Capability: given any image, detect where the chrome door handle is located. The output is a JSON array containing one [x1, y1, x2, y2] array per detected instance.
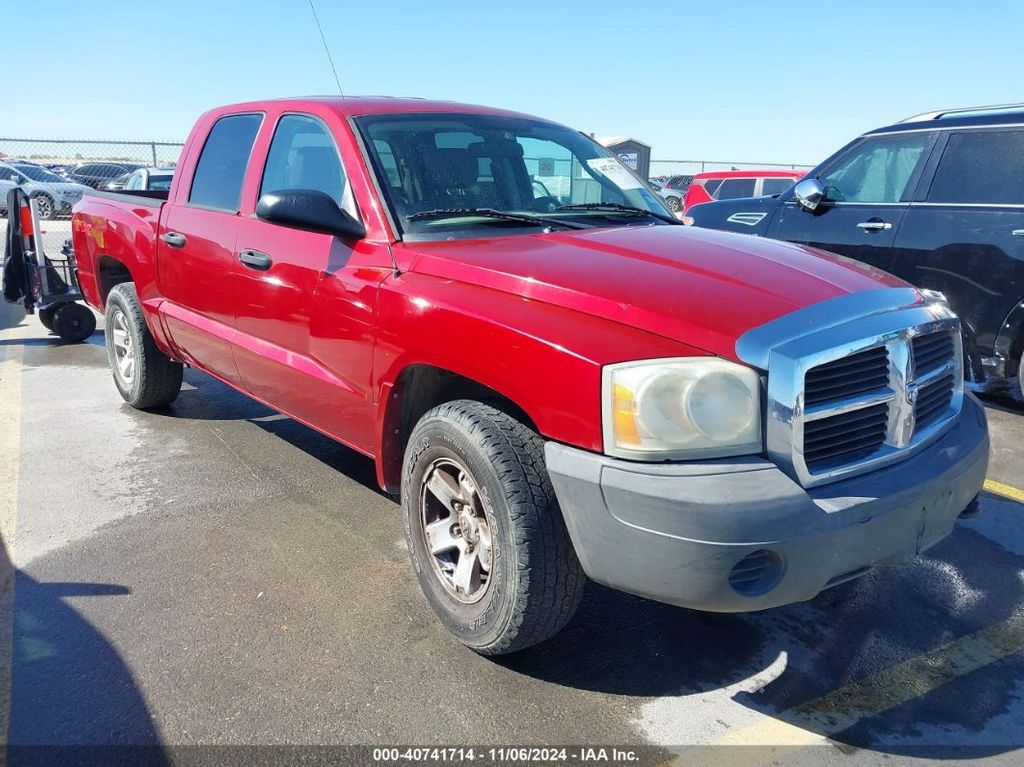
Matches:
[[1012, 229, 1024, 237], [857, 221, 892, 232], [161, 231, 187, 248]]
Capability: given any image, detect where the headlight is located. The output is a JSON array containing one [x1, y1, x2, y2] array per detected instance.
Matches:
[[603, 357, 762, 460]]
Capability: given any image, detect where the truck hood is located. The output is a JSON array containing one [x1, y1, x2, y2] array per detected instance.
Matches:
[[401, 224, 905, 363]]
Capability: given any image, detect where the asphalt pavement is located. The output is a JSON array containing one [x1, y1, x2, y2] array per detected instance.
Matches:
[[1, 299, 1023, 765]]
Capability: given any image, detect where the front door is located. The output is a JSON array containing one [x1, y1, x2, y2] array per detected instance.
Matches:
[[769, 132, 936, 274], [157, 112, 263, 386], [232, 113, 382, 450], [892, 127, 1024, 369]]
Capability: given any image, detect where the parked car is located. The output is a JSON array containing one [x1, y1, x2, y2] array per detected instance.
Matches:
[[125, 167, 175, 191], [0, 161, 90, 219], [71, 96, 988, 655], [686, 103, 1024, 399], [683, 170, 805, 213], [64, 161, 146, 189], [657, 174, 694, 211]]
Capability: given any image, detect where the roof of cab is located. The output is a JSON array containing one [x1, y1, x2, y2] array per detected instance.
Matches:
[[208, 95, 558, 123]]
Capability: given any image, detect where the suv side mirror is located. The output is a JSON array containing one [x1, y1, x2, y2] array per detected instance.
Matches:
[[793, 178, 825, 212], [256, 189, 366, 239]]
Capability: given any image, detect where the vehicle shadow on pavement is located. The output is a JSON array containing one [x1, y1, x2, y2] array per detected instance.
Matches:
[[503, 497, 1024, 758], [0, 536, 168, 759], [152, 370, 384, 494]]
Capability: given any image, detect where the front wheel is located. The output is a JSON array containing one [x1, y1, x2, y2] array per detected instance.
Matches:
[[401, 400, 586, 655], [105, 283, 183, 408], [664, 195, 682, 212]]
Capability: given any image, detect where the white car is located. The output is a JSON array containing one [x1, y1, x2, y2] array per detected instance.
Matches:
[[0, 162, 90, 219]]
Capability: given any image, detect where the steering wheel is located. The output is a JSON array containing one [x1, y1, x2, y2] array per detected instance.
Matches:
[[532, 195, 561, 213]]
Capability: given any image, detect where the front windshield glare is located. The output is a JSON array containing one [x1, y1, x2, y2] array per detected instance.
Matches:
[[354, 113, 671, 238]]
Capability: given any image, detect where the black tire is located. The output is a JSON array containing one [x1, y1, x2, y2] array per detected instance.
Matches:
[[51, 302, 96, 343], [105, 283, 183, 409], [1018, 354, 1024, 403], [664, 195, 682, 212], [401, 400, 585, 655], [38, 306, 57, 331], [32, 193, 56, 220]]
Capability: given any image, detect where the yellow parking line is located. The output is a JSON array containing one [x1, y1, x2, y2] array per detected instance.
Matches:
[[0, 346, 23, 753], [984, 479, 1024, 504], [677, 614, 1024, 765]]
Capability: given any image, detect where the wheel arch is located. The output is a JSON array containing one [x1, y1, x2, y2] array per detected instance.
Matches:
[[96, 255, 135, 308], [993, 296, 1024, 377], [376, 363, 540, 495]]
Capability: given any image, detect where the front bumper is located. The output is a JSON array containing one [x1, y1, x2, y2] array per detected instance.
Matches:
[[546, 393, 989, 613]]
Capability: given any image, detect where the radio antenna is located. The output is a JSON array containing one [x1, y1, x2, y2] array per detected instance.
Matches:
[[308, 0, 344, 96]]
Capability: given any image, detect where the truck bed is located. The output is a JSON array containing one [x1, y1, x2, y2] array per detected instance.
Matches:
[[83, 188, 169, 207]]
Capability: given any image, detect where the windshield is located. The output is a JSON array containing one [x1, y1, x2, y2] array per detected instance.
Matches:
[[14, 164, 65, 183], [354, 113, 671, 239]]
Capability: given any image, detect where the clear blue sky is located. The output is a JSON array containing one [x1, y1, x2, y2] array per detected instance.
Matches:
[[7, 0, 1024, 164]]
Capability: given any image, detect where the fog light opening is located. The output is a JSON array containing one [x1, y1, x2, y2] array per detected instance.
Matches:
[[728, 549, 784, 597]]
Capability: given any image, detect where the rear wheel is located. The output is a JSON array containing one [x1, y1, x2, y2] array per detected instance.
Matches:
[[32, 193, 56, 220], [51, 302, 96, 343], [402, 400, 585, 655], [105, 283, 182, 408], [664, 195, 681, 212]]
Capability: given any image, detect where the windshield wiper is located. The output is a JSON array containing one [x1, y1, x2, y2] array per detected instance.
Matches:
[[407, 208, 588, 230], [556, 202, 681, 225]]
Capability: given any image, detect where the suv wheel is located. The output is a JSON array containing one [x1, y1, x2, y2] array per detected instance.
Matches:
[[105, 283, 183, 408], [401, 400, 585, 655]]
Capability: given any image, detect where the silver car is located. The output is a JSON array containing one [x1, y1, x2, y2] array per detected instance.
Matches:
[[0, 162, 90, 219]]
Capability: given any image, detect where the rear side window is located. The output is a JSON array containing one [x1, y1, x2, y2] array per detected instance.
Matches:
[[761, 178, 793, 196], [928, 129, 1024, 205], [716, 178, 757, 199], [702, 179, 723, 196], [189, 113, 262, 211]]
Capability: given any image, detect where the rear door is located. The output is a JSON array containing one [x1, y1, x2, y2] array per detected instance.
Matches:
[[768, 132, 936, 273], [892, 127, 1024, 366], [158, 112, 263, 386]]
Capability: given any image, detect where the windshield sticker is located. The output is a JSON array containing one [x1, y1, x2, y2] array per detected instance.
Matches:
[[586, 158, 642, 189]]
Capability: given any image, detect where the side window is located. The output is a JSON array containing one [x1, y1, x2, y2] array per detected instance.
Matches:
[[189, 113, 262, 211], [928, 129, 1024, 205], [703, 179, 723, 196], [820, 133, 931, 203], [716, 178, 756, 199], [761, 178, 793, 196], [0, 167, 15, 182], [260, 114, 355, 216]]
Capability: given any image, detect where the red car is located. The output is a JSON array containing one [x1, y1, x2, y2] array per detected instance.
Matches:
[[682, 169, 804, 212], [71, 97, 987, 655]]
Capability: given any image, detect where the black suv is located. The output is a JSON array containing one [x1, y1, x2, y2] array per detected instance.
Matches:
[[687, 103, 1024, 398]]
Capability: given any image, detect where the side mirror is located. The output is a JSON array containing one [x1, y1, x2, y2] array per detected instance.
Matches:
[[255, 189, 366, 239], [793, 178, 825, 212]]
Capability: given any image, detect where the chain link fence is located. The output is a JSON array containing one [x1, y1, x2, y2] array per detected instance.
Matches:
[[1, 136, 811, 258], [1, 137, 184, 259]]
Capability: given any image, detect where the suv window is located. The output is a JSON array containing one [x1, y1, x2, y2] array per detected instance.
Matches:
[[0, 166, 18, 182], [189, 113, 262, 211], [761, 178, 793, 196], [820, 133, 931, 203], [260, 114, 355, 217], [716, 178, 756, 199], [928, 129, 1024, 205]]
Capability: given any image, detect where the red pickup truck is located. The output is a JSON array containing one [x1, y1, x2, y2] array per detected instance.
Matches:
[[72, 97, 989, 655]]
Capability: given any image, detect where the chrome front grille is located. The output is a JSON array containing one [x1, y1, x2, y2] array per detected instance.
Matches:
[[804, 346, 889, 406], [804, 401, 889, 471], [795, 326, 962, 484], [735, 287, 965, 489]]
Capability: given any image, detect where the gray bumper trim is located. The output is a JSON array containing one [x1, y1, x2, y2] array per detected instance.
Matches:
[[545, 394, 989, 613]]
